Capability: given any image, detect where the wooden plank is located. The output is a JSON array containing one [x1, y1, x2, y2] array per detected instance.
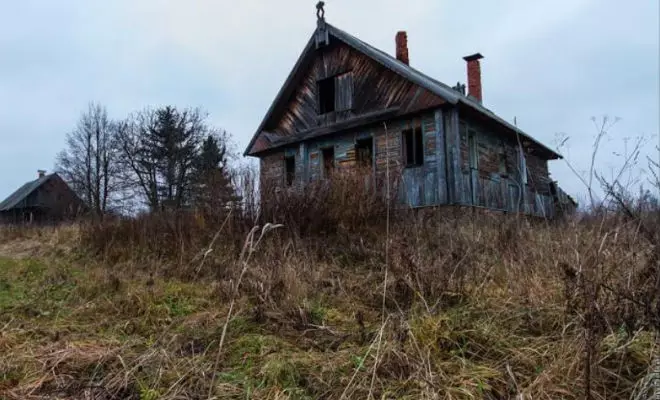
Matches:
[[468, 130, 478, 206], [434, 109, 448, 204], [335, 72, 354, 111], [424, 169, 438, 206], [298, 142, 308, 183], [447, 107, 462, 204], [402, 167, 422, 207]]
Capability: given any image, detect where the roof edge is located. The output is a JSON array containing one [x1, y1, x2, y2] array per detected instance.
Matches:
[[244, 20, 562, 161], [0, 173, 57, 211], [243, 32, 317, 157]]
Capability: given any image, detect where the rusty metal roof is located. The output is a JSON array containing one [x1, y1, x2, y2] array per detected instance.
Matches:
[[244, 22, 562, 160]]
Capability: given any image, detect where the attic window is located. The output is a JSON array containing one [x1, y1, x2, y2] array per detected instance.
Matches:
[[402, 127, 424, 167], [285, 155, 296, 186], [317, 72, 353, 114], [318, 77, 335, 114]]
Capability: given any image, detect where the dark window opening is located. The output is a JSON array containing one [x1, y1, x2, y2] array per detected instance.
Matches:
[[322, 147, 335, 178], [499, 152, 508, 177], [402, 127, 424, 167], [285, 155, 295, 186], [317, 71, 353, 114], [318, 77, 336, 114], [355, 137, 373, 168]]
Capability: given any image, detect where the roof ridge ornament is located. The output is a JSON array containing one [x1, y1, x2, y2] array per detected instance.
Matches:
[[316, 1, 325, 22], [315, 1, 329, 48]]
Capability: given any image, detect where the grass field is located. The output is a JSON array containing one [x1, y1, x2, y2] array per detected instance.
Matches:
[[0, 211, 658, 399]]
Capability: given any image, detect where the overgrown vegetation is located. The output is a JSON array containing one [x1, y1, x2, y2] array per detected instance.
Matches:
[[1, 111, 657, 398], [1, 174, 659, 399]]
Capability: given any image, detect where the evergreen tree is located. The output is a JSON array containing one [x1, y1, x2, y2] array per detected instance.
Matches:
[[191, 132, 239, 213], [117, 106, 213, 211]]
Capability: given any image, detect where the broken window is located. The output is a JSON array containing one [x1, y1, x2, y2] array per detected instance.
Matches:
[[355, 137, 373, 168], [285, 155, 295, 186], [322, 147, 335, 178], [402, 127, 424, 167], [317, 72, 353, 114]]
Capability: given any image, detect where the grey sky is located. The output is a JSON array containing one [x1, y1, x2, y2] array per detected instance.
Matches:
[[1, 0, 658, 205]]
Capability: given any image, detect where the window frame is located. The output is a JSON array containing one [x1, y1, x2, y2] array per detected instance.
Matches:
[[317, 76, 336, 115], [316, 71, 354, 115], [321, 146, 335, 179], [402, 127, 424, 168], [355, 137, 374, 168], [284, 154, 296, 186]]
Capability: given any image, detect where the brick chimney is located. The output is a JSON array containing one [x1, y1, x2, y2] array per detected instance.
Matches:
[[37, 169, 46, 178], [463, 53, 484, 103], [395, 31, 409, 65]]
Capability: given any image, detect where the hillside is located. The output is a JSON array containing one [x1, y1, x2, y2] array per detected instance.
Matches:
[[0, 212, 657, 399]]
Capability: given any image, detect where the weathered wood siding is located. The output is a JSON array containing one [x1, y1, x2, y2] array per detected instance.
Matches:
[[455, 115, 554, 216], [260, 109, 449, 207], [260, 39, 446, 142], [260, 152, 286, 189], [257, 102, 558, 217]]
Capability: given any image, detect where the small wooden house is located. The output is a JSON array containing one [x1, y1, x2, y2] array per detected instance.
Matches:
[[0, 170, 86, 224], [244, 4, 576, 217]]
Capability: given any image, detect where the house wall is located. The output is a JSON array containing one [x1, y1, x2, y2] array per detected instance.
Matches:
[[33, 175, 85, 217], [259, 108, 449, 207], [456, 114, 554, 216], [258, 106, 558, 217], [260, 153, 286, 189], [258, 96, 558, 218]]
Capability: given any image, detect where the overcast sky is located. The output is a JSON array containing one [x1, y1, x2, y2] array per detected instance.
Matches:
[[1, 0, 658, 205]]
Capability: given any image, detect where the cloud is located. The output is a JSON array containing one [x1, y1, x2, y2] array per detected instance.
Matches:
[[0, 0, 658, 204]]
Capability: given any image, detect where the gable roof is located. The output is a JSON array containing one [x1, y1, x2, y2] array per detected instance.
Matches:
[[0, 173, 57, 211], [244, 21, 562, 160]]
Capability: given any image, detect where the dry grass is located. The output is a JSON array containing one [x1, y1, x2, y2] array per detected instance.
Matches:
[[0, 198, 658, 399]]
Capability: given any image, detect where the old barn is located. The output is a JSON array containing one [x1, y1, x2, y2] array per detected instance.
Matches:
[[0, 170, 86, 224]]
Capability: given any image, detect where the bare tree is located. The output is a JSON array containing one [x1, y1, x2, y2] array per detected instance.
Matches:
[[56, 102, 122, 218]]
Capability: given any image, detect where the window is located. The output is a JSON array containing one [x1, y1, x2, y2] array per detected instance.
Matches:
[[285, 155, 295, 186], [318, 77, 335, 114], [317, 72, 353, 114], [322, 147, 335, 178], [498, 152, 508, 176], [402, 127, 424, 167], [355, 137, 373, 168]]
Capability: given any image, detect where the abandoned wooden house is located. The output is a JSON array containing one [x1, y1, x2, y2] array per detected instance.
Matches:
[[244, 3, 576, 217], [0, 170, 86, 224]]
